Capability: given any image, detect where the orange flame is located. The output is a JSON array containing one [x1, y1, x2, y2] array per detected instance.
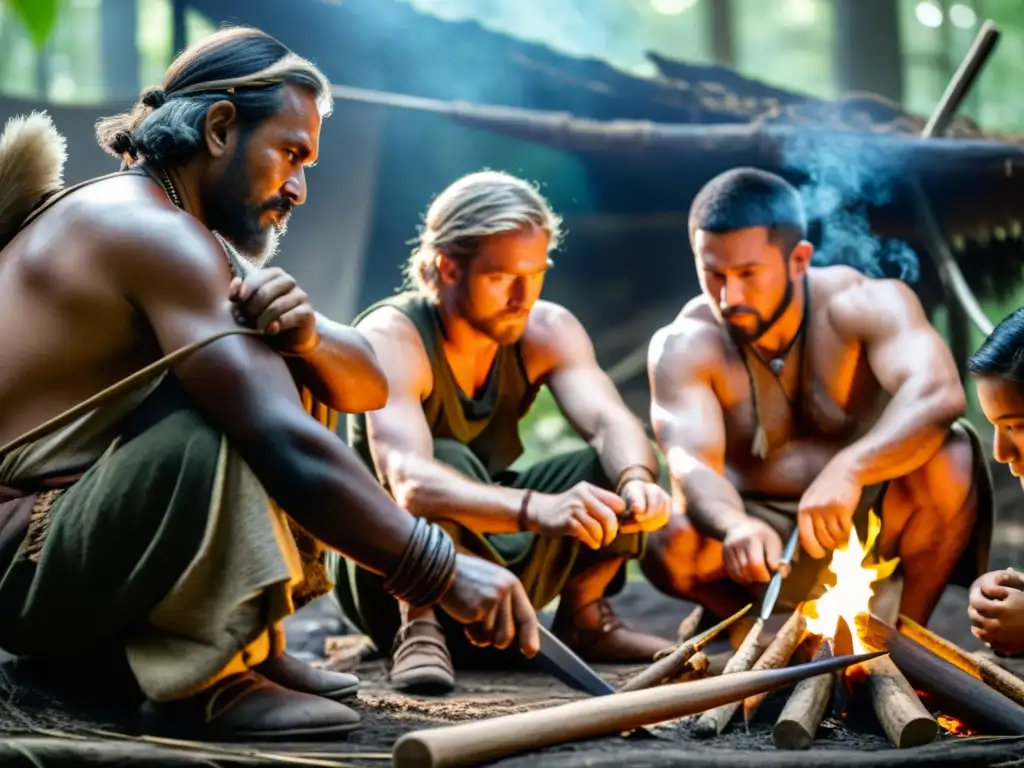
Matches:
[[801, 509, 900, 653]]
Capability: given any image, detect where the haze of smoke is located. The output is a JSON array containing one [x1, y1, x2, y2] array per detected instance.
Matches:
[[781, 132, 920, 283]]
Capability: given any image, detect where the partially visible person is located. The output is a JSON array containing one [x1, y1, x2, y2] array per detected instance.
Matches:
[[968, 307, 1024, 656], [0, 27, 538, 742], [642, 167, 993, 629], [333, 170, 673, 694]]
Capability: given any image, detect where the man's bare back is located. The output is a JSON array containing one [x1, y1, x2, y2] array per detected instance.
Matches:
[[0, 173, 198, 447], [656, 265, 891, 497]]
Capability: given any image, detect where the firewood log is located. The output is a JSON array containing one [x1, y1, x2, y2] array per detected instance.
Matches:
[[691, 617, 765, 737], [620, 605, 749, 693], [857, 611, 1024, 735], [897, 613, 1024, 707], [743, 609, 808, 725], [864, 654, 938, 747], [773, 636, 835, 750]]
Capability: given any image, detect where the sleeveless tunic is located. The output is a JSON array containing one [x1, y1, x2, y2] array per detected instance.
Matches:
[[347, 291, 541, 478]]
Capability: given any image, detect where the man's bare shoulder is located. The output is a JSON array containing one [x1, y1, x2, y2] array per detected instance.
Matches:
[[649, 304, 726, 382], [524, 299, 581, 337], [353, 304, 431, 392], [821, 269, 925, 339], [355, 304, 425, 349], [46, 175, 234, 290]]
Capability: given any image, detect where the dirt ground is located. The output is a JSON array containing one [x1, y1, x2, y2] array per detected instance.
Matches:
[[3, 463, 1024, 766]]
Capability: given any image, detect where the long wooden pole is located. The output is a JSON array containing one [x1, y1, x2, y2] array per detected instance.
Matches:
[[392, 653, 883, 768], [897, 613, 1024, 707]]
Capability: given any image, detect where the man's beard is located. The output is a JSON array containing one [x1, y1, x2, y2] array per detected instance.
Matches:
[[721, 278, 794, 344], [454, 286, 530, 346], [202, 139, 293, 267]]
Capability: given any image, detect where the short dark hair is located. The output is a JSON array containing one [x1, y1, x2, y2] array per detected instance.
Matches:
[[688, 167, 808, 256], [95, 26, 333, 169], [968, 308, 1024, 382]]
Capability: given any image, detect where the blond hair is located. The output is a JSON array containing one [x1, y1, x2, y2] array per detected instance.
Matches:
[[404, 170, 562, 302]]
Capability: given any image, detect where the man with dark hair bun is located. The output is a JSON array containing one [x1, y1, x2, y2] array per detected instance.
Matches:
[[0, 26, 539, 740], [641, 166, 993, 631]]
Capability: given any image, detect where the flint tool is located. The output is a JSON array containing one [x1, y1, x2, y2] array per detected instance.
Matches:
[[533, 623, 615, 696], [758, 525, 801, 621]]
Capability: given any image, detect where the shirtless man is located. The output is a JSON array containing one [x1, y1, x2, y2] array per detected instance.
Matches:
[[967, 308, 1024, 656], [641, 167, 993, 626], [333, 170, 673, 693], [0, 28, 538, 741]]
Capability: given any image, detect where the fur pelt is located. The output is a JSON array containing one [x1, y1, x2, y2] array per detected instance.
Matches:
[[0, 111, 67, 251]]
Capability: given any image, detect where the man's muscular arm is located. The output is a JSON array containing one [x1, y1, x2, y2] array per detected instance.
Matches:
[[359, 309, 527, 533], [829, 279, 966, 486], [648, 321, 744, 539], [228, 267, 388, 413], [115, 214, 416, 576], [528, 302, 658, 488], [286, 313, 389, 413]]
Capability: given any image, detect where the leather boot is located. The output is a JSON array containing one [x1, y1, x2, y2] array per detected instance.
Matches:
[[552, 598, 674, 663], [256, 651, 360, 701], [139, 670, 361, 741], [388, 619, 455, 694]]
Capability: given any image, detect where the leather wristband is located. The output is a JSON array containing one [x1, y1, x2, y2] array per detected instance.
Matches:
[[517, 489, 534, 532], [615, 464, 657, 495], [383, 517, 458, 608]]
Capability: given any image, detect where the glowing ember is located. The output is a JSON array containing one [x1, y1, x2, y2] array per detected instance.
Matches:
[[936, 714, 976, 736], [801, 510, 900, 653]]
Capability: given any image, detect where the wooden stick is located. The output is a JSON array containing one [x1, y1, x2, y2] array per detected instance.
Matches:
[[863, 653, 938, 748], [856, 611, 1024, 735], [666, 651, 709, 684], [896, 613, 1024, 707], [971, 652, 1024, 708], [773, 637, 835, 750], [653, 604, 751, 661], [692, 617, 765, 737], [626, 604, 750, 691], [678, 605, 704, 642], [743, 608, 808, 726], [392, 652, 883, 768]]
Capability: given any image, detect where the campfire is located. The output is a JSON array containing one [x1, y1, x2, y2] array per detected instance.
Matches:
[[676, 510, 1024, 750]]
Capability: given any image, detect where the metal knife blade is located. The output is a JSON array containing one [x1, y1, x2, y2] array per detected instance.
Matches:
[[533, 624, 615, 696], [758, 526, 801, 621]]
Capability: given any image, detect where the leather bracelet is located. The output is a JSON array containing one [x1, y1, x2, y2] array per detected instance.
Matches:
[[615, 464, 656, 495], [517, 489, 534, 532], [383, 517, 458, 608]]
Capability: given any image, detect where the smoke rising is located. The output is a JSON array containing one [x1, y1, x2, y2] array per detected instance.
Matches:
[[780, 132, 920, 283]]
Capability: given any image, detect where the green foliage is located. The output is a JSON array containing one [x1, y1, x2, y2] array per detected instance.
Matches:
[[4, 0, 57, 49]]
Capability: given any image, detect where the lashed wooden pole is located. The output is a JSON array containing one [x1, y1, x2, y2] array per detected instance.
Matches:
[[773, 636, 835, 750]]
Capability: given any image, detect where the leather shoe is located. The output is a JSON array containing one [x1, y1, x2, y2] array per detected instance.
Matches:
[[139, 670, 361, 741], [256, 651, 360, 701]]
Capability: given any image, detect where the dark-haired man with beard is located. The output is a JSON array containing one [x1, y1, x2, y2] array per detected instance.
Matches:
[[640, 167, 993, 631], [333, 170, 674, 694], [0, 27, 539, 741]]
